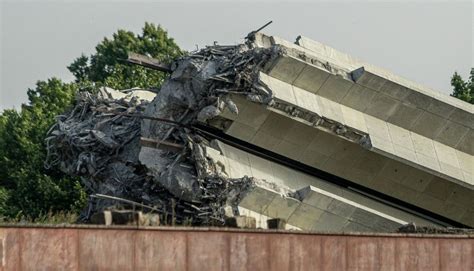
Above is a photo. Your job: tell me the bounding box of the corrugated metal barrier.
[0,225,472,270]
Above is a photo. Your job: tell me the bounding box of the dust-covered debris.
[397,223,474,234]
[44,39,290,226]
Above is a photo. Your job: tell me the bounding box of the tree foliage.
[450,68,473,104]
[68,22,182,89]
[0,79,85,218]
[0,23,182,220]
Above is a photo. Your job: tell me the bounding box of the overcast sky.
[0,1,472,111]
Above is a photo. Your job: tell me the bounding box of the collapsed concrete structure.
[45,31,473,232]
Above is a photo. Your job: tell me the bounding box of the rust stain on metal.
[0,226,472,270]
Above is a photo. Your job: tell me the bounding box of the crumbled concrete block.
[90,211,112,226]
[111,210,147,226]
[267,218,286,229]
[225,216,256,229]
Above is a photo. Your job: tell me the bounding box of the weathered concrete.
[207,141,437,231]
[216,35,473,226]
[219,93,473,226]
[257,33,472,154]
[0,225,472,270]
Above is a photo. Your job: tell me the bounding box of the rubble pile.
[45,40,286,225]
[44,88,156,217]
[397,223,474,234]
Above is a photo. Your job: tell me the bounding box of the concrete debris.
[267,218,287,230]
[45,40,291,226]
[225,216,256,229]
[44,30,473,232]
[397,223,474,234]
[90,210,160,226]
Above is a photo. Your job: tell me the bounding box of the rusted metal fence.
[0,225,472,270]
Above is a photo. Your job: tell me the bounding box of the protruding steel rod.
[91,193,163,213]
[126,52,172,73]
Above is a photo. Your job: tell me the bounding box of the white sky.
[0,0,472,111]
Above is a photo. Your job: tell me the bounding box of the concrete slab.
[447,184,474,207]
[231,95,270,129]
[371,135,395,155]
[262,73,297,105]
[248,154,276,184]
[456,130,473,154]
[258,112,294,140]
[270,162,299,188]
[293,85,322,115]
[239,186,277,214]
[400,167,434,192]
[439,162,464,181]
[388,124,415,151]
[306,130,348,157]
[263,196,300,220]
[312,212,347,232]
[364,93,400,121]
[226,122,258,142]
[448,108,473,130]
[386,102,424,130]
[274,140,307,160]
[364,115,391,140]
[455,150,474,175]
[317,96,345,124]
[287,203,325,229]
[379,80,411,101]
[349,208,384,229]
[283,121,319,146]
[404,91,432,109]
[411,112,449,139]
[297,187,335,210]
[427,99,456,118]
[416,152,441,172]
[267,55,306,83]
[341,105,368,133]
[326,200,357,219]
[423,177,456,201]
[317,75,353,102]
[340,84,378,112]
[435,122,469,148]
[264,34,472,153]
[376,160,412,184]
[298,149,330,169]
[410,132,437,158]
[250,130,282,151]
[393,144,418,163]
[292,63,330,93]
[433,142,460,168]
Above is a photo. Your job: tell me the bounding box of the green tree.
[0,79,85,218]
[0,23,182,220]
[450,68,473,104]
[68,22,182,89]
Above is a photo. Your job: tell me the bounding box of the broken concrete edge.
[267,98,371,147]
[0,223,472,238]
